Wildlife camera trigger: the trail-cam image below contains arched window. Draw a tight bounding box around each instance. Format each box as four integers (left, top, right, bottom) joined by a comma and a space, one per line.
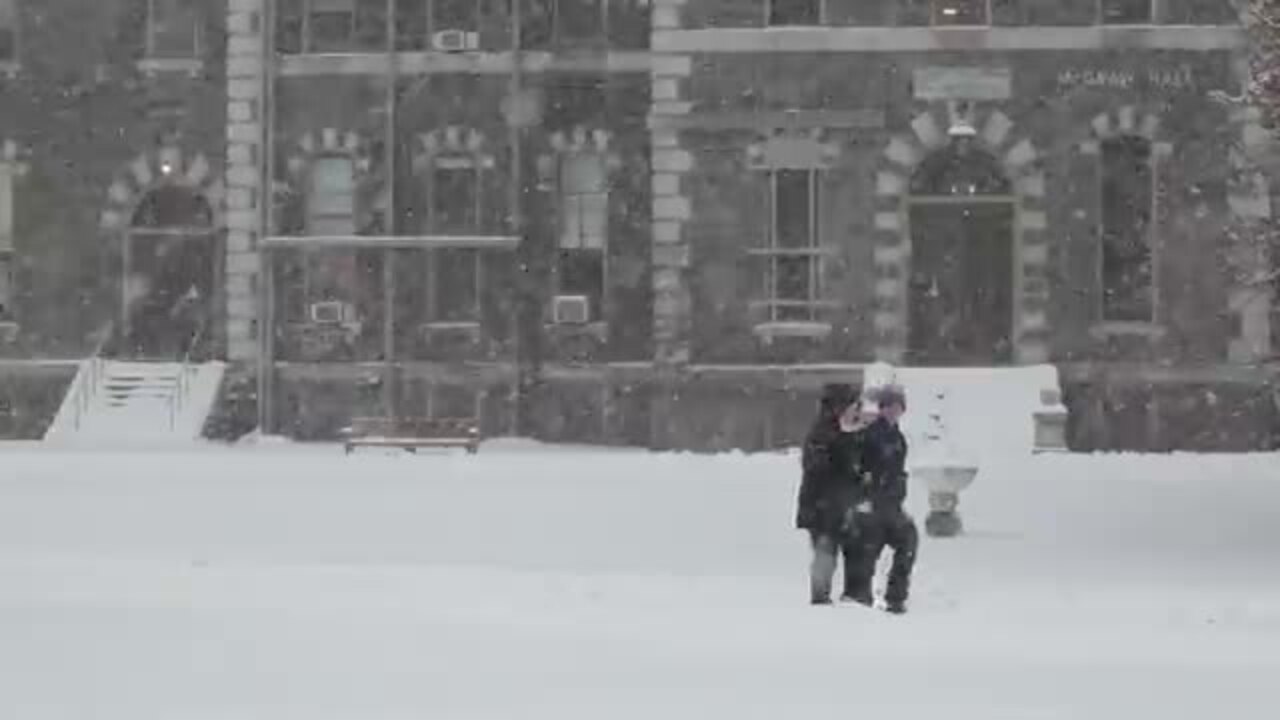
420, 140, 490, 325
306, 156, 356, 236
300, 156, 362, 326
909, 144, 1012, 197
557, 151, 609, 321
131, 185, 213, 230
560, 152, 608, 250
1100, 135, 1155, 322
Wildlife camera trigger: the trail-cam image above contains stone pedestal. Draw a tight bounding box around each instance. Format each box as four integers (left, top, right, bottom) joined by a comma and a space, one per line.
915, 464, 977, 538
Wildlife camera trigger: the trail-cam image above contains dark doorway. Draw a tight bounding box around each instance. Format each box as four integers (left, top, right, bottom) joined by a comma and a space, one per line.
124, 185, 218, 360
905, 143, 1016, 366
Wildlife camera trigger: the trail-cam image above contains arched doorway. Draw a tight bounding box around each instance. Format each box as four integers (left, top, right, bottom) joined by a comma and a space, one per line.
906, 141, 1016, 365
123, 185, 219, 359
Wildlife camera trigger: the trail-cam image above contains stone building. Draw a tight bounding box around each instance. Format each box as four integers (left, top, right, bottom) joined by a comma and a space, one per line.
0, 0, 1275, 449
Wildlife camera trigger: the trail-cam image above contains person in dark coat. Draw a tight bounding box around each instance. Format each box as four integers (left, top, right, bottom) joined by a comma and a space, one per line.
796, 382, 869, 605
845, 385, 918, 614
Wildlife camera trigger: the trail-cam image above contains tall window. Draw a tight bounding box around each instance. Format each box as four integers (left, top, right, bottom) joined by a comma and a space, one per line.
768, 0, 821, 25
1101, 0, 1152, 24
558, 152, 608, 321
303, 157, 359, 314
146, 0, 200, 59
424, 153, 487, 324
0, 0, 15, 62
766, 169, 822, 322
932, 0, 987, 25
1100, 136, 1155, 322
0, 160, 15, 321
307, 156, 356, 236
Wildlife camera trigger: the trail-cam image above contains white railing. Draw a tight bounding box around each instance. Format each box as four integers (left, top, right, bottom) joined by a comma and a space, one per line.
168, 321, 206, 432
69, 323, 116, 432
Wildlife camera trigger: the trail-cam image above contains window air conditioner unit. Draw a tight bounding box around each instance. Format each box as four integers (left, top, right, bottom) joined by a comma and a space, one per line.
310, 300, 346, 325
431, 29, 478, 52
552, 295, 591, 325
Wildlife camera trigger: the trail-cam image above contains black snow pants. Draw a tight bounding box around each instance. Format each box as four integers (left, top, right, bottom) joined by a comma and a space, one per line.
845, 510, 918, 606
808, 530, 861, 604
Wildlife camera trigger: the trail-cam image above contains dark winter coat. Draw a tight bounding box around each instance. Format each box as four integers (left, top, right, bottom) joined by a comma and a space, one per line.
796, 388, 865, 536
858, 417, 909, 515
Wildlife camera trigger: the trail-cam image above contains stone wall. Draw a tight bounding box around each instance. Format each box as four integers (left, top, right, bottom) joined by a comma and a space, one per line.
1064, 375, 1278, 452
0, 0, 227, 358
676, 49, 1239, 365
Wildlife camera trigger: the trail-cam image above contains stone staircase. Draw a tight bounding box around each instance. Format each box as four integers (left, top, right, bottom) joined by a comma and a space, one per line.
44, 359, 226, 447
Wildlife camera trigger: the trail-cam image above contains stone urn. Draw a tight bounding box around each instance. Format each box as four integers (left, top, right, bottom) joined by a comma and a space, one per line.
914, 463, 979, 537
908, 389, 979, 538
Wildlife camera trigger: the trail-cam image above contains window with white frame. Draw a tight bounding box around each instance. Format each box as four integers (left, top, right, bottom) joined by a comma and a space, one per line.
300, 156, 360, 321
557, 151, 608, 321
0, 160, 15, 320
0, 0, 16, 62
1101, 0, 1153, 24
765, 169, 822, 322
1100, 136, 1156, 322
768, 0, 821, 25
425, 154, 487, 323
146, 0, 201, 59
307, 156, 356, 236
932, 0, 987, 25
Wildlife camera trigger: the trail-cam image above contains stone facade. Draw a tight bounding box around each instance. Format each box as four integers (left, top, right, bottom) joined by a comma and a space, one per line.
0, 1, 1274, 450
669, 48, 1243, 365
0, 0, 226, 359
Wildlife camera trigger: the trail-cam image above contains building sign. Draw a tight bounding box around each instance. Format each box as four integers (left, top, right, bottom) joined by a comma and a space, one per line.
1057, 65, 1196, 92
914, 67, 1012, 101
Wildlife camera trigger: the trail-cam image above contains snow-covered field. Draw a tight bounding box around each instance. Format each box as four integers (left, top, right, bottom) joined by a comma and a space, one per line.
1, 441, 1277, 719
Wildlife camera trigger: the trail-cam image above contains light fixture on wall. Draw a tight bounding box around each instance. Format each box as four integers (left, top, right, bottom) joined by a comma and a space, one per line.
947, 100, 977, 140
947, 120, 977, 139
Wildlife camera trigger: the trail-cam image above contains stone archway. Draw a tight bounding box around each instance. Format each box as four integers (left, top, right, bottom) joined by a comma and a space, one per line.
874, 107, 1048, 364
100, 145, 225, 359
100, 146, 224, 232
282, 127, 378, 232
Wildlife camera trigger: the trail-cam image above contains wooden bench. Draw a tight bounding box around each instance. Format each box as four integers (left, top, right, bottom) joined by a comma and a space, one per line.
341, 416, 481, 455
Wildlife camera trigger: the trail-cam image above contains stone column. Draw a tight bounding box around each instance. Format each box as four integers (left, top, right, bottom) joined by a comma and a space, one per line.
224, 0, 266, 362
1227, 105, 1274, 363
648, 0, 692, 449
650, 0, 693, 367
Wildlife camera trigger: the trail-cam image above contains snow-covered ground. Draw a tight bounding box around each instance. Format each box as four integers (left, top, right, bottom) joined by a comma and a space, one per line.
1, 441, 1277, 719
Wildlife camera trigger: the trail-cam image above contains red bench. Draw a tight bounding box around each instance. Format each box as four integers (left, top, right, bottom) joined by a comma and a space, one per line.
341, 416, 481, 455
